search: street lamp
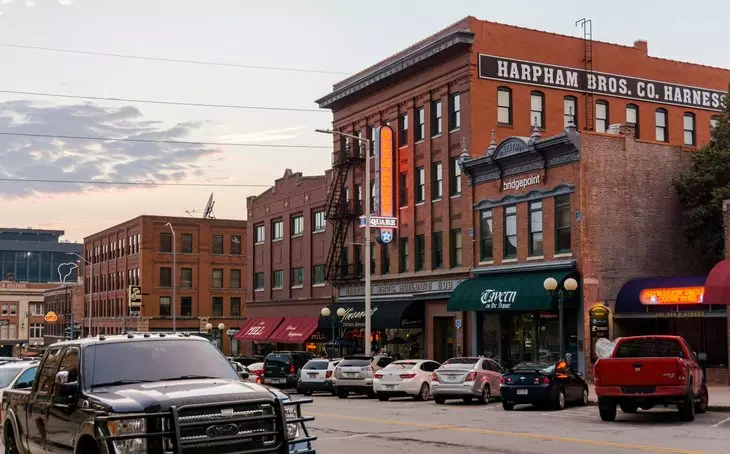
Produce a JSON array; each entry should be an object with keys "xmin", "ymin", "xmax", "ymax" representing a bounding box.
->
[
  {"xmin": 321, "ymin": 307, "xmax": 346, "ymax": 357},
  {"xmin": 67, "ymin": 252, "xmax": 92, "ymax": 336},
  {"xmin": 316, "ymin": 128, "xmax": 373, "ymax": 355},
  {"xmin": 543, "ymin": 277, "xmax": 579, "ymax": 360},
  {"xmin": 57, "ymin": 262, "xmax": 78, "ymax": 341},
  {"xmin": 164, "ymin": 222, "xmax": 177, "ymax": 333}
]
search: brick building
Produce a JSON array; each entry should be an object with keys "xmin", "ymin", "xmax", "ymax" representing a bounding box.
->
[
  {"xmin": 705, "ymin": 200, "xmax": 730, "ymax": 383},
  {"xmin": 240, "ymin": 169, "xmax": 334, "ymax": 355},
  {"xmin": 83, "ymin": 215, "xmax": 246, "ymax": 355},
  {"xmin": 0, "ymin": 281, "xmax": 56, "ymax": 356},
  {"xmin": 315, "ymin": 17, "xmax": 729, "ymax": 370},
  {"xmin": 43, "ymin": 282, "xmax": 84, "ymax": 343}
]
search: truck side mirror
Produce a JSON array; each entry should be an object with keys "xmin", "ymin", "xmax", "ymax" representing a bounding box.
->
[
  {"xmin": 238, "ymin": 371, "xmax": 250, "ymax": 380},
  {"xmin": 54, "ymin": 371, "xmax": 79, "ymax": 398}
]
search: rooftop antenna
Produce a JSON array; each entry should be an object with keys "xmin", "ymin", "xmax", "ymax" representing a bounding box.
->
[{"xmin": 202, "ymin": 193, "xmax": 215, "ymax": 219}]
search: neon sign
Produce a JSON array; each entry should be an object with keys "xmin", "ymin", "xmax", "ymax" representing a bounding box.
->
[
  {"xmin": 377, "ymin": 125, "xmax": 395, "ymax": 243},
  {"xmin": 639, "ymin": 287, "xmax": 704, "ymax": 305}
]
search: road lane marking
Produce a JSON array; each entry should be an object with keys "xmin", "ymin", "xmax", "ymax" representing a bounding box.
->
[
  {"xmin": 711, "ymin": 416, "xmax": 730, "ymax": 428},
  {"xmin": 309, "ymin": 412, "xmax": 713, "ymax": 453},
  {"xmin": 317, "ymin": 433, "xmax": 374, "ymax": 441}
]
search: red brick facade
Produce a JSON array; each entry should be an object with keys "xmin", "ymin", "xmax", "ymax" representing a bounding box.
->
[{"xmin": 43, "ymin": 283, "xmax": 84, "ymax": 342}]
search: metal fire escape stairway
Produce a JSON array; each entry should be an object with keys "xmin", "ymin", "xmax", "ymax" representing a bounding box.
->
[{"xmin": 577, "ymin": 18, "xmax": 594, "ymax": 131}]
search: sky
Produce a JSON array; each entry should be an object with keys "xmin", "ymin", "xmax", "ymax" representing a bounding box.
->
[{"xmin": 0, "ymin": 0, "xmax": 728, "ymax": 242}]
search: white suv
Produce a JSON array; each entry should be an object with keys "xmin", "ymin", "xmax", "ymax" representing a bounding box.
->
[{"xmin": 334, "ymin": 354, "xmax": 393, "ymax": 399}]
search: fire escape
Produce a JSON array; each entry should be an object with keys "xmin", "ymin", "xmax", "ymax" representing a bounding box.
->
[
  {"xmin": 325, "ymin": 137, "xmax": 364, "ymax": 285},
  {"xmin": 576, "ymin": 18, "xmax": 594, "ymax": 131}
]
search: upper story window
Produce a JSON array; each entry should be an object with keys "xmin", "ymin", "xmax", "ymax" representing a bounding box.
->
[
  {"xmin": 555, "ymin": 195, "xmax": 572, "ymax": 253},
  {"xmin": 596, "ymin": 101, "xmax": 608, "ymax": 133},
  {"xmin": 291, "ymin": 267, "xmax": 304, "ymax": 288},
  {"xmin": 431, "ymin": 100, "xmax": 442, "ymax": 137},
  {"xmin": 431, "ymin": 232, "xmax": 443, "ymax": 270},
  {"xmin": 431, "ymin": 162, "xmax": 442, "ymax": 200},
  {"xmin": 254, "ymin": 272, "xmax": 264, "ymax": 291},
  {"xmin": 449, "ymin": 93, "xmax": 461, "ymax": 131},
  {"xmin": 530, "ymin": 91, "xmax": 545, "ymax": 128},
  {"xmin": 497, "ymin": 87, "xmax": 512, "ymax": 125},
  {"xmin": 683, "ymin": 112, "xmax": 696, "ymax": 146},
  {"xmin": 181, "ymin": 233, "xmax": 193, "ymax": 253},
  {"xmin": 398, "ymin": 112, "xmax": 408, "ymax": 146},
  {"xmin": 212, "ymin": 235, "xmax": 224, "ymax": 254},
  {"xmin": 450, "ymin": 157, "xmax": 461, "ymax": 196},
  {"xmin": 313, "ymin": 210, "xmax": 326, "ymax": 233},
  {"xmin": 503, "ymin": 205, "xmax": 517, "ymax": 259},
  {"xmin": 255, "ymin": 225, "xmax": 265, "ymax": 244},
  {"xmin": 272, "ymin": 220, "xmax": 284, "ymax": 241},
  {"xmin": 415, "ymin": 107, "xmax": 425, "ymax": 142},
  {"xmin": 529, "ymin": 201, "xmax": 544, "ymax": 257},
  {"xmin": 480, "ymin": 209, "xmax": 493, "ymax": 262},
  {"xmin": 626, "ymin": 104, "xmax": 639, "ymax": 136},
  {"xmin": 291, "ymin": 215, "xmax": 304, "ymax": 236},
  {"xmin": 368, "ymin": 125, "xmax": 377, "ymax": 156},
  {"xmin": 415, "ymin": 167, "xmax": 425, "ymax": 203},
  {"xmin": 655, "ymin": 109, "xmax": 668, "ymax": 142},
  {"xmin": 231, "ymin": 235, "xmax": 242, "ymax": 255},
  {"xmin": 399, "ymin": 172, "xmax": 408, "ymax": 208},
  {"xmin": 564, "ymin": 96, "xmax": 577, "ymax": 127},
  {"xmin": 415, "ymin": 235, "xmax": 425, "ymax": 271},
  {"xmin": 160, "ymin": 232, "xmax": 172, "ymax": 253}
]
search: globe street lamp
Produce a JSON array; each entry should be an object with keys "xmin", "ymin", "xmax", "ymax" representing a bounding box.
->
[
  {"xmin": 321, "ymin": 307, "xmax": 346, "ymax": 357},
  {"xmin": 543, "ymin": 277, "xmax": 579, "ymax": 360},
  {"xmin": 217, "ymin": 323, "xmax": 226, "ymax": 351}
]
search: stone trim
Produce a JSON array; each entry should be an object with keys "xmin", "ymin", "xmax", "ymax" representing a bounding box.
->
[{"xmin": 474, "ymin": 184, "xmax": 576, "ymax": 210}]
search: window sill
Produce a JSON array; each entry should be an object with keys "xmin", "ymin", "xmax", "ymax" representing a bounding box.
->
[
  {"xmin": 254, "ymin": 289, "xmax": 264, "ymax": 293},
  {"xmin": 432, "ymin": 198, "xmax": 442, "ymax": 203},
  {"xmin": 415, "ymin": 202, "xmax": 425, "ymax": 207},
  {"xmin": 431, "ymin": 133, "xmax": 442, "ymax": 140},
  {"xmin": 312, "ymin": 283, "xmax": 326, "ymax": 288},
  {"xmin": 313, "ymin": 229, "xmax": 326, "ymax": 235},
  {"xmin": 291, "ymin": 234, "xmax": 303, "ymax": 239},
  {"xmin": 502, "ymin": 258, "xmax": 518, "ymax": 263},
  {"xmin": 414, "ymin": 139, "xmax": 425, "ymax": 145},
  {"xmin": 449, "ymin": 128, "xmax": 460, "ymax": 134},
  {"xmin": 450, "ymin": 194, "xmax": 461, "ymax": 199},
  {"xmin": 527, "ymin": 255, "xmax": 545, "ymax": 261},
  {"xmin": 554, "ymin": 252, "xmax": 573, "ymax": 258},
  {"xmin": 254, "ymin": 242, "xmax": 264, "ymax": 246},
  {"xmin": 497, "ymin": 123, "xmax": 514, "ymax": 129},
  {"xmin": 291, "ymin": 285, "xmax": 304, "ymax": 290},
  {"xmin": 272, "ymin": 287, "xmax": 284, "ymax": 291},
  {"xmin": 272, "ymin": 238, "xmax": 283, "ymax": 243}
]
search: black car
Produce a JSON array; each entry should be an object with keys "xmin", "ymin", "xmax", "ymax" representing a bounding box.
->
[
  {"xmin": 263, "ymin": 351, "xmax": 314, "ymax": 388},
  {"xmin": 500, "ymin": 360, "xmax": 589, "ymax": 411}
]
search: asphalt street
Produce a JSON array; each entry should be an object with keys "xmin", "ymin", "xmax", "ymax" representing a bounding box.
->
[{"xmin": 303, "ymin": 393, "xmax": 730, "ymax": 454}]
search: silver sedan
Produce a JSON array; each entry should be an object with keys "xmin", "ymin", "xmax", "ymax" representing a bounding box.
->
[{"xmin": 431, "ymin": 357, "xmax": 504, "ymax": 404}]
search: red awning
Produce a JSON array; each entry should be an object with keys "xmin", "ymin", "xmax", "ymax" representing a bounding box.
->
[
  {"xmin": 705, "ymin": 259, "xmax": 730, "ymax": 305},
  {"xmin": 267, "ymin": 317, "xmax": 320, "ymax": 343},
  {"xmin": 234, "ymin": 317, "xmax": 283, "ymax": 341}
]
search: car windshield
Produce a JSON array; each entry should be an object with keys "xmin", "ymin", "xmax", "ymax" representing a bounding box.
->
[
  {"xmin": 338, "ymin": 359, "xmax": 369, "ymax": 367},
  {"xmin": 614, "ymin": 338, "xmax": 685, "ymax": 358},
  {"xmin": 385, "ymin": 362, "xmax": 417, "ymax": 369},
  {"xmin": 512, "ymin": 362, "xmax": 556, "ymax": 373},
  {"xmin": 266, "ymin": 354, "xmax": 291, "ymax": 364},
  {"xmin": 443, "ymin": 358, "xmax": 478, "ymax": 365},
  {"xmin": 0, "ymin": 368, "xmax": 23, "ymax": 388},
  {"xmin": 83, "ymin": 340, "xmax": 239, "ymax": 388},
  {"xmin": 303, "ymin": 361, "xmax": 328, "ymax": 370}
]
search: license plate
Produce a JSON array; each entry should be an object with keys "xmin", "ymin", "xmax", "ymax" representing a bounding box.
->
[
  {"xmin": 308, "ymin": 373, "xmax": 317, "ymax": 378},
  {"xmin": 345, "ymin": 372, "xmax": 357, "ymax": 378},
  {"xmin": 517, "ymin": 389, "xmax": 528, "ymax": 395},
  {"xmin": 385, "ymin": 385, "xmax": 395, "ymax": 390},
  {"xmin": 446, "ymin": 375, "xmax": 458, "ymax": 381},
  {"xmin": 267, "ymin": 378, "xmax": 284, "ymax": 384}
]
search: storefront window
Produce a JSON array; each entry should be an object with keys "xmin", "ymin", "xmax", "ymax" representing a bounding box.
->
[{"xmin": 555, "ymin": 195, "xmax": 572, "ymax": 253}]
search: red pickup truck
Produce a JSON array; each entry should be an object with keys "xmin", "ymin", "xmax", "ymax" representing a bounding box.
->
[{"xmin": 593, "ymin": 335, "xmax": 708, "ymax": 422}]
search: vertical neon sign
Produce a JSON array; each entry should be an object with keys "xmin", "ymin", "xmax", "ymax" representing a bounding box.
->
[{"xmin": 377, "ymin": 125, "xmax": 395, "ymax": 243}]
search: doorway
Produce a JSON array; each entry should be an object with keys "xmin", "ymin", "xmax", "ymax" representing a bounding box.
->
[
  {"xmin": 433, "ymin": 317, "xmax": 455, "ymax": 363},
  {"xmin": 504, "ymin": 314, "xmax": 536, "ymax": 368}
]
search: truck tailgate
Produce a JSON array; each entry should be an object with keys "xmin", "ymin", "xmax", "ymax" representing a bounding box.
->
[{"xmin": 597, "ymin": 358, "xmax": 685, "ymax": 387}]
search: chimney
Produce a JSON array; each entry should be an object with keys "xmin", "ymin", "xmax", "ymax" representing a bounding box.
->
[{"xmin": 634, "ymin": 40, "xmax": 648, "ymax": 55}]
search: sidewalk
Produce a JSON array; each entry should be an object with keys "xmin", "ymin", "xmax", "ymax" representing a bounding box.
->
[{"xmin": 587, "ymin": 384, "xmax": 730, "ymax": 411}]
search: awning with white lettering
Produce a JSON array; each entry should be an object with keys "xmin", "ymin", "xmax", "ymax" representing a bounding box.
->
[
  {"xmin": 234, "ymin": 317, "xmax": 283, "ymax": 341},
  {"xmin": 268, "ymin": 317, "xmax": 319, "ymax": 343},
  {"xmin": 320, "ymin": 301, "xmax": 424, "ymax": 330}
]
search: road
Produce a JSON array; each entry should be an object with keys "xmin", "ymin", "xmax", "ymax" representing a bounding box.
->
[{"xmin": 304, "ymin": 393, "xmax": 730, "ymax": 454}]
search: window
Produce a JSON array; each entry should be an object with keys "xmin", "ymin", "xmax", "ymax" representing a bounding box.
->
[
  {"xmin": 399, "ymin": 112, "xmax": 408, "ymax": 146},
  {"xmin": 30, "ymin": 323, "xmax": 43, "ymax": 339},
  {"xmin": 159, "ymin": 267, "xmax": 172, "ymax": 287},
  {"xmin": 212, "ymin": 297, "xmax": 223, "ymax": 317},
  {"xmin": 370, "ymin": 180, "xmax": 375, "ymax": 214},
  {"xmin": 291, "ymin": 267, "xmax": 304, "ymax": 288},
  {"xmin": 160, "ymin": 232, "xmax": 172, "ymax": 253},
  {"xmin": 212, "ymin": 235, "xmax": 224, "ymax": 254},
  {"xmin": 231, "ymin": 236, "xmax": 242, "ymax": 255},
  {"xmin": 626, "ymin": 104, "xmax": 639, "ymax": 136},
  {"xmin": 381, "ymin": 244, "xmax": 390, "ymax": 274},
  {"xmin": 431, "ymin": 100, "xmax": 442, "ymax": 136},
  {"xmin": 399, "ymin": 172, "xmax": 408, "ymax": 207},
  {"xmin": 450, "ymin": 229, "xmax": 462, "ymax": 268},
  {"xmin": 230, "ymin": 297, "xmax": 241, "ymax": 317},
  {"xmin": 9, "ymin": 305, "xmax": 16, "ymax": 316},
  {"xmin": 0, "ymin": 325, "xmax": 6, "ymax": 339},
  {"xmin": 684, "ymin": 112, "xmax": 696, "ymax": 146},
  {"xmin": 399, "ymin": 237, "xmax": 409, "ymax": 272},
  {"xmin": 415, "ymin": 167, "xmax": 425, "ymax": 203},
  {"xmin": 596, "ymin": 101, "xmax": 608, "ymax": 133},
  {"xmin": 415, "ymin": 107, "xmax": 425, "ymax": 142},
  {"xmin": 273, "ymin": 270, "xmax": 284, "ymax": 289},
  {"xmin": 564, "ymin": 96, "xmax": 577, "ymax": 127},
  {"xmin": 354, "ymin": 245, "xmax": 362, "ymax": 277},
  {"xmin": 432, "ymin": 232, "xmax": 443, "ymax": 269},
  {"xmin": 230, "ymin": 269, "xmax": 241, "ymax": 288},
  {"xmin": 312, "ymin": 265, "xmax": 325, "ymax": 286},
  {"xmin": 181, "ymin": 233, "xmax": 193, "ymax": 253},
  {"xmin": 431, "ymin": 162, "xmax": 443, "ymax": 200},
  {"xmin": 254, "ymin": 272, "xmax": 264, "ymax": 290},
  {"xmin": 449, "ymin": 157, "xmax": 462, "ymax": 196},
  {"xmin": 711, "ymin": 116, "xmax": 720, "ymax": 131},
  {"xmin": 555, "ymin": 195, "xmax": 572, "ymax": 253},
  {"xmin": 291, "ymin": 215, "xmax": 304, "ymax": 236},
  {"xmin": 369, "ymin": 125, "xmax": 377, "ymax": 156},
  {"xmin": 36, "ymin": 347, "xmax": 62, "ymax": 395},
  {"xmin": 9, "ymin": 324, "xmax": 16, "ymax": 339},
  {"xmin": 313, "ymin": 210, "xmax": 326, "ymax": 232},
  {"xmin": 529, "ymin": 201, "xmax": 544, "ymax": 256},
  {"xmin": 273, "ymin": 220, "xmax": 283, "ymax": 240},
  {"xmin": 255, "ymin": 225, "xmax": 265, "ymax": 244},
  {"xmin": 181, "ymin": 297, "xmax": 192, "ymax": 316},
  {"xmin": 530, "ymin": 91, "xmax": 545, "ymax": 128},
  {"xmin": 415, "ymin": 235, "xmax": 425, "ymax": 271},
  {"xmin": 504, "ymin": 205, "xmax": 517, "ymax": 258},
  {"xmin": 656, "ymin": 109, "xmax": 668, "ymax": 142},
  {"xmin": 181, "ymin": 268, "xmax": 192, "ymax": 288},
  {"xmin": 212, "ymin": 269, "xmax": 223, "ymax": 289},
  {"xmin": 355, "ymin": 184, "xmax": 362, "ymax": 214},
  {"xmin": 340, "ymin": 248, "xmax": 349, "ymax": 277},
  {"xmin": 160, "ymin": 296, "xmax": 171, "ymax": 317},
  {"xmin": 497, "ymin": 87, "xmax": 512, "ymax": 124},
  {"xmin": 449, "ymin": 93, "xmax": 461, "ymax": 130}
]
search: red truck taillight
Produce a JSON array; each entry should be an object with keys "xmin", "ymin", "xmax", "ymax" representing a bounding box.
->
[{"xmin": 677, "ymin": 360, "xmax": 687, "ymax": 382}]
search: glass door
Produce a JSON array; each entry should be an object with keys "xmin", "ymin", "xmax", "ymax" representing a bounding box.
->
[{"xmin": 505, "ymin": 314, "xmax": 536, "ymax": 368}]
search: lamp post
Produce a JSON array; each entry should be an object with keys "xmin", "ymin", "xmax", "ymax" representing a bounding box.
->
[
  {"xmin": 315, "ymin": 128, "xmax": 373, "ymax": 355},
  {"xmin": 67, "ymin": 252, "xmax": 91, "ymax": 336},
  {"xmin": 57, "ymin": 262, "xmax": 78, "ymax": 341},
  {"xmin": 217, "ymin": 322, "xmax": 225, "ymax": 351},
  {"xmin": 227, "ymin": 328, "xmax": 238, "ymax": 355},
  {"xmin": 321, "ymin": 307, "xmax": 347, "ymax": 357},
  {"xmin": 164, "ymin": 222, "xmax": 177, "ymax": 333},
  {"xmin": 543, "ymin": 277, "xmax": 579, "ymax": 360}
]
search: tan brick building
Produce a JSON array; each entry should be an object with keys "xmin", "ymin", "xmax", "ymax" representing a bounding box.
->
[{"xmin": 0, "ymin": 281, "xmax": 56, "ymax": 356}]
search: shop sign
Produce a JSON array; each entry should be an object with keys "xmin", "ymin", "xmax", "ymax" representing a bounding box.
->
[
  {"xmin": 479, "ymin": 54, "xmax": 726, "ymax": 112},
  {"xmin": 44, "ymin": 311, "xmax": 58, "ymax": 322},
  {"xmin": 480, "ymin": 289, "xmax": 517, "ymax": 310},
  {"xmin": 340, "ymin": 278, "xmax": 464, "ymax": 298},
  {"xmin": 0, "ymin": 320, "xmax": 9, "ymax": 326},
  {"xmin": 338, "ymin": 306, "xmax": 379, "ymax": 327},
  {"xmin": 376, "ymin": 125, "xmax": 396, "ymax": 244},
  {"xmin": 589, "ymin": 304, "xmax": 610, "ymax": 363},
  {"xmin": 244, "ymin": 322, "xmax": 267, "ymax": 337},
  {"xmin": 455, "ymin": 319, "xmax": 462, "ymax": 329},
  {"xmin": 639, "ymin": 286, "xmax": 704, "ymax": 305},
  {"xmin": 128, "ymin": 285, "xmax": 142, "ymax": 308},
  {"xmin": 656, "ymin": 311, "xmax": 706, "ymax": 318},
  {"xmin": 0, "ymin": 282, "xmax": 28, "ymax": 290},
  {"xmin": 502, "ymin": 174, "xmax": 541, "ymax": 191}
]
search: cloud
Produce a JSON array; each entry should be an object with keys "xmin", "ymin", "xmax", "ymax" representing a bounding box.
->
[
  {"xmin": 57, "ymin": 0, "xmax": 74, "ymax": 5},
  {"xmin": 0, "ymin": 100, "xmax": 223, "ymax": 198}
]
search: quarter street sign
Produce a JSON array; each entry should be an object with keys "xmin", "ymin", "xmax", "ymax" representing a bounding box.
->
[{"xmin": 359, "ymin": 216, "xmax": 398, "ymax": 229}]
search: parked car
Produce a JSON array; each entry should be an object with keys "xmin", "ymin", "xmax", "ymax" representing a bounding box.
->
[
  {"xmin": 297, "ymin": 358, "xmax": 342, "ymax": 396},
  {"xmin": 594, "ymin": 335, "xmax": 708, "ymax": 422},
  {"xmin": 228, "ymin": 359, "xmax": 250, "ymax": 380},
  {"xmin": 500, "ymin": 360, "xmax": 588, "ymax": 410},
  {"xmin": 374, "ymin": 359, "xmax": 440, "ymax": 401},
  {"xmin": 0, "ymin": 361, "xmax": 39, "ymax": 418},
  {"xmin": 1, "ymin": 334, "xmax": 316, "ymax": 453},
  {"xmin": 229, "ymin": 355, "xmax": 265, "ymax": 366},
  {"xmin": 263, "ymin": 351, "xmax": 314, "ymax": 388},
  {"xmin": 334, "ymin": 354, "xmax": 393, "ymax": 399},
  {"xmin": 432, "ymin": 357, "xmax": 503, "ymax": 404},
  {"xmin": 248, "ymin": 361, "xmax": 265, "ymax": 383}
]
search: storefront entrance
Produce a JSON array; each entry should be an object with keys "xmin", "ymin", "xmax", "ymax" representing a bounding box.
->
[{"xmin": 433, "ymin": 317, "xmax": 454, "ymax": 363}]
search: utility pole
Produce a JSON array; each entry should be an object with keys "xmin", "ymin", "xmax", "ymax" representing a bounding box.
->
[{"xmin": 165, "ymin": 222, "xmax": 177, "ymax": 332}]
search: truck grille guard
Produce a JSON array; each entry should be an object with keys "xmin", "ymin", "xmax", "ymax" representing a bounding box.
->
[{"xmin": 94, "ymin": 397, "xmax": 316, "ymax": 454}]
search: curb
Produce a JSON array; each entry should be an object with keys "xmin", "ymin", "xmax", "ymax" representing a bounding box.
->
[{"xmin": 587, "ymin": 399, "xmax": 730, "ymax": 413}]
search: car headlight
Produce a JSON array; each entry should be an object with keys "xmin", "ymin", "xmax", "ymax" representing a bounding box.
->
[
  {"xmin": 283, "ymin": 404, "xmax": 300, "ymax": 440},
  {"xmin": 107, "ymin": 418, "xmax": 146, "ymax": 454}
]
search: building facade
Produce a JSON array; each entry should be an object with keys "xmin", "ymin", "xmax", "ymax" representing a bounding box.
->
[
  {"xmin": 0, "ymin": 281, "xmax": 57, "ymax": 356},
  {"xmin": 315, "ymin": 17, "xmax": 730, "ymax": 371},
  {"xmin": 0, "ymin": 228, "xmax": 82, "ymax": 283},
  {"xmin": 83, "ymin": 215, "xmax": 247, "ymax": 355},
  {"xmin": 43, "ymin": 282, "xmax": 84, "ymax": 344}
]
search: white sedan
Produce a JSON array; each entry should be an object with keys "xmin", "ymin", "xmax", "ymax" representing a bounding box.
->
[{"xmin": 373, "ymin": 359, "xmax": 441, "ymax": 401}]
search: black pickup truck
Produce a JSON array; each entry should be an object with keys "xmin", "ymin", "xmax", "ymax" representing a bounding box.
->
[{"xmin": 1, "ymin": 333, "xmax": 316, "ymax": 454}]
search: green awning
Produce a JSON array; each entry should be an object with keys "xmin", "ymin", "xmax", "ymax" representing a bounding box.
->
[{"xmin": 448, "ymin": 270, "xmax": 577, "ymax": 312}]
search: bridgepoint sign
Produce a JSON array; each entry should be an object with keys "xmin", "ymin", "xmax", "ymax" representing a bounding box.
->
[{"xmin": 503, "ymin": 174, "xmax": 541, "ymax": 191}]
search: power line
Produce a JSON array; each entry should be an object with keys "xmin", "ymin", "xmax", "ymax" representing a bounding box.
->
[
  {"xmin": 0, "ymin": 42, "xmax": 349, "ymax": 76},
  {"xmin": 0, "ymin": 177, "xmax": 273, "ymax": 188},
  {"xmin": 0, "ymin": 131, "xmax": 330, "ymax": 149},
  {"xmin": 0, "ymin": 89, "xmax": 326, "ymax": 113}
]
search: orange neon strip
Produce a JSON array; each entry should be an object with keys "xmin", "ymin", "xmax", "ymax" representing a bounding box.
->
[
  {"xmin": 639, "ymin": 286, "xmax": 704, "ymax": 305},
  {"xmin": 379, "ymin": 126, "xmax": 394, "ymax": 217}
]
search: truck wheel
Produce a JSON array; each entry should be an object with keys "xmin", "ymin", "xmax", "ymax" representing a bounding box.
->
[
  {"xmin": 598, "ymin": 399, "xmax": 617, "ymax": 422},
  {"xmin": 695, "ymin": 385, "xmax": 708, "ymax": 414},
  {"xmin": 5, "ymin": 429, "xmax": 20, "ymax": 454},
  {"xmin": 620, "ymin": 403, "xmax": 638, "ymax": 414},
  {"xmin": 336, "ymin": 389, "xmax": 349, "ymax": 399},
  {"xmin": 678, "ymin": 392, "xmax": 696, "ymax": 422}
]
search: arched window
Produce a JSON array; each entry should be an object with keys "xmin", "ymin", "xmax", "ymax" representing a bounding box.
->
[
  {"xmin": 564, "ymin": 96, "xmax": 578, "ymax": 128},
  {"xmin": 595, "ymin": 100, "xmax": 608, "ymax": 133},
  {"xmin": 530, "ymin": 91, "xmax": 545, "ymax": 128},
  {"xmin": 655, "ymin": 109, "xmax": 668, "ymax": 142},
  {"xmin": 683, "ymin": 112, "xmax": 696, "ymax": 146},
  {"xmin": 497, "ymin": 87, "xmax": 512, "ymax": 125}
]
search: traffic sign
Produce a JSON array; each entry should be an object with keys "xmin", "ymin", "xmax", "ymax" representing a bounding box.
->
[
  {"xmin": 44, "ymin": 311, "xmax": 58, "ymax": 322},
  {"xmin": 359, "ymin": 216, "xmax": 398, "ymax": 229}
]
